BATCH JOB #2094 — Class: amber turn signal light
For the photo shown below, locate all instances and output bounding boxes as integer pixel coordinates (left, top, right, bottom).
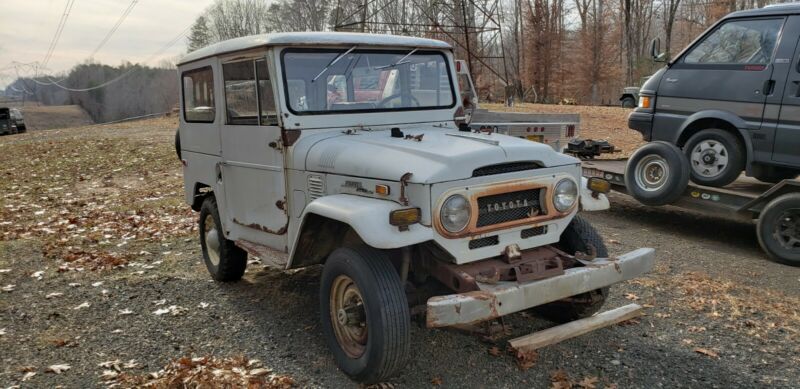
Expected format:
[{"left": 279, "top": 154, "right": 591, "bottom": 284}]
[
  {"left": 587, "top": 177, "right": 611, "bottom": 194},
  {"left": 390, "top": 208, "right": 421, "bottom": 227},
  {"left": 375, "top": 184, "right": 390, "bottom": 196},
  {"left": 639, "top": 96, "right": 651, "bottom": 109}
]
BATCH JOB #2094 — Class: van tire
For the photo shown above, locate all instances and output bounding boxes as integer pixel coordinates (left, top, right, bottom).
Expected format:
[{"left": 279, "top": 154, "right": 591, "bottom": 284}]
[
  {"left": 199, "top": 196, "right": 247, "bottom": 281},
  {"left": 684, "top": 129, "right": 744, "bottom": 187},
  {"left": 532, "top": 216, "right": 609, "bottom": 323},
  {"left": 757, "top": 193, "right": 800, "bottom": 266},
  {"left": 625, "top": 141, "right": 690, "bottom": 206},
  {"left": 174, "top": 129, "right": 182, "bottom": 160},
  {"left": 320, "top": 246, "right": 410, "bottom": 384}
]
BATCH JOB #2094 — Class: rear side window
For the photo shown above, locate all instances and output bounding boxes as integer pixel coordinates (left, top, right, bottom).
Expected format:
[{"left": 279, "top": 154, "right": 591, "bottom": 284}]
[
  {"left": 182, "top": 67, "right": 215, "bottom": 123},
  {"left": 684, "top": 18, "right": 784, "bottom": 65}
]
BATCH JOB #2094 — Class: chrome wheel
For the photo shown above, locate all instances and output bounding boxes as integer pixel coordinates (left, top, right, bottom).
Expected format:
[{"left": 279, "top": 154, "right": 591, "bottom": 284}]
[
  {"left": 329, "top": 275, "right": 368, "bottom": 359},
  {"left": 774, "top": 209, "right": 800, "bottom": 252},
  {"left": 634, "top": 154, "right": 670, "bottom": 192},
  {"left": 204, "top": 214, "right": 221, "bottom": 266},
  {"left": 690, "top": 140, "right": 729, "bottom": 178}
]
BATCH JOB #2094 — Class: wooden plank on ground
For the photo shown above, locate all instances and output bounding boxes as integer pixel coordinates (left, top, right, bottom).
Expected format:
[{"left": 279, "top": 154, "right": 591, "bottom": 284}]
[{"left": 509, "top": 304, "right": 643, "bottom": 351}]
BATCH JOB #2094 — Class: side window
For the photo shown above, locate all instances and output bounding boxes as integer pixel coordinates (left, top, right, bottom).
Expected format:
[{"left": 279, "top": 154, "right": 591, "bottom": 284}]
[
  {"left": 256, "top": 60, "right": 278, "bottom": 126},
  {"left": 182, "top": 67, "right": 215, "bottom": 123},
  {"left": 223, "top": 61, "right": 258, "bottom": 125},
  {"left": 684, "top": 18, "right": 784, "bottom": 65}
]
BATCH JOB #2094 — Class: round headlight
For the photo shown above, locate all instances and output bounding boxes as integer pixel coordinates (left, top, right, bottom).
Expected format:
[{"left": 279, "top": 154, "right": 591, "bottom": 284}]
[
  {"left": 553, "top": 178, "right": 578, "bottom": 212},
  {"left": 440, "top": 194, "right": 470, "bottom": 233}
]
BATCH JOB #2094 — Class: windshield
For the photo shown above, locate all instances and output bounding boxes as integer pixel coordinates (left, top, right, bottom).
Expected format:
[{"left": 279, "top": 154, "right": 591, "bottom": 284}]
[{"left": 282, "top": 49, "right": 455, "bottom": 115}]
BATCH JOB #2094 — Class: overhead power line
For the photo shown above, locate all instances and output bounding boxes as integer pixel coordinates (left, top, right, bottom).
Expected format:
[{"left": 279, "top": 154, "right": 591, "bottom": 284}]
[
  {"left": 42, "top": 0, "right": 78, "bottom": 71},
  {"left": 89, "top": 0, "right": 140, "bottom": 59}
]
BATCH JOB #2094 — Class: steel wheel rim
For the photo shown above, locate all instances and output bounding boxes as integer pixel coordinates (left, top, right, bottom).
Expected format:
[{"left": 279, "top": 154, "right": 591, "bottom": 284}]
[
  {"left": 691, "top": 140, "right": 729, "bottom": 178},
  {"left": 204, "top": 214, "right": 221, "bottom": 266},
  {"left": 773, "top": 209, "right": 800, "bottom": 252},
  {"left": 329, "top": 275, "right": 368, "bottom": 358},
  {"left": 635, "top": 155, "right": 669, "bottom": 192}
]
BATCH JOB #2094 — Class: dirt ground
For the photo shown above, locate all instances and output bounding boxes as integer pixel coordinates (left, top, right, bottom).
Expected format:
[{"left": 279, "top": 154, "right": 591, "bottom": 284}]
[{"left": 1, "top": 110, "right": 799, "bottom": 388}]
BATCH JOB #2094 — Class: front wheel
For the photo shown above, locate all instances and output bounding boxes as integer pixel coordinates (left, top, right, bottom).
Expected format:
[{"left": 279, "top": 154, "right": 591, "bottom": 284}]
[
  {"left": 320, "top": 246, "right": 410, "bottom": 384},
  {"left": 532, "top": 215, "right": 609, "bottom": 323},
  {"left": 757, "top": 193, "right": 800, "bottom": 266},
  {"left": 684, "top": 129, "right": 745, "bottom": 187}
]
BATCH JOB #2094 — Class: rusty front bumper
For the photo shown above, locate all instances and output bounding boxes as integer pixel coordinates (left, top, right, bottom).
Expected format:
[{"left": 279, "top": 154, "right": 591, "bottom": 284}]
[{"left": 426, "top": 248, "right": 655, "bottom": 328}]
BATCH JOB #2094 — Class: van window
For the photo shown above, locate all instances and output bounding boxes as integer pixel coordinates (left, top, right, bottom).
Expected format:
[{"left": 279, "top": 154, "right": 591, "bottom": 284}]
[
  {"left": 684, "top": 18, "right": 783, "bottom": 65},
  {"left": 223, "top": 61, "right": 259, "bottom": 125},
  {"left": 182, "top": 67, "right": 215, "bottom": 123}
]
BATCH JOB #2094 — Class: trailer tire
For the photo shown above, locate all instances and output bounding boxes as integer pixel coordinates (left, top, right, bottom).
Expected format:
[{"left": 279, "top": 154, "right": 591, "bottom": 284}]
[
  {"left": 199, "top": 196, "right": 247, "bottom": 281},
  {"left": 757, "top": 193, "right": 800, "bottom": 266},
  {"left": 532, "top": 215, "right": 609, "bottom": 323},
  {"left": 320, "top": 246, "right": 410, "bottom": 384},
  {"left": 625, "top": 141, "right": 690, "bottom": 206}
]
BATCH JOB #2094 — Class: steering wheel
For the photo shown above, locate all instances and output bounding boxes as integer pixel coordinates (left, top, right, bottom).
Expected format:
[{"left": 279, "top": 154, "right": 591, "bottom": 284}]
[{"left": 378, "top": 93, "right": 420, "bottom": 108}]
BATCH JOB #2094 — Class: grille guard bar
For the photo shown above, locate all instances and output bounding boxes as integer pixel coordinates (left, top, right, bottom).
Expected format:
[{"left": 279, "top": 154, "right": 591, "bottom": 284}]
[{"left": 425, "top": 248, "right": 656, "bottom": 328}]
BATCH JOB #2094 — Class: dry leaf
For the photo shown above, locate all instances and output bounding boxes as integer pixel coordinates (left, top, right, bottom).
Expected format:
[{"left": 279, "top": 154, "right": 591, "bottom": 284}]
[
  {"left": 46, "top": 364, "right": 71, "bottom": 374},
  {"left": 550, "top": 369, "right": 572, "bottom": 389},
  {"left": 624, "top": 293, "right": 639, "bottom": 301},
  {"left": 31, "top": 271, "right": 44, "bottom": 280},
  {"left": 430, "top": 377, "right": 443, "bottom": 386},
  {"left": 512, "top": 347, "right": 538, "bottom": 371},
  {"left": 21, "top": 371, "right": 36, "bottom": 381},
  {"left": 2, "top": 284, "right": 15, "bottom": 292},
  {"left": 118, "top": 308, "right": 134, "bottom": 315},
  {"left": 694, "top": 348, "right": 719, "bottom": 358},
  {"left": 0, "top": 268, "right": 11, "bottom": 273},
  {"left": 73, "top": 302, "right": 90, "bottom": 310},
  {"left": 45, "top": 292, "right": 64, "bottom": 299},
  {"left": 249, "top": 368, "right": 271, "bottom": 376},
  {"left": 0, "top": 328, "right": 6, "bottom": 336},
  {"left": 488, "top": 346, "right": 502, "bottom": 356},
  {"left": 576, "top": 376, "right": 599, "bottom": 389}
]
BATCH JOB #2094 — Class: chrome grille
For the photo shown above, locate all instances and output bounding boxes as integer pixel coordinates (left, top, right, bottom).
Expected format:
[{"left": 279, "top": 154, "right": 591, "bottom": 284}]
[
  {"left": 307, "top": 175, "right": 325, "bottom": 199},
  {"left": 472, "top": 161, "right": 541, "bottom": 177},
  {"left": 476, "top": 189, "right": 544, "bottom": 227}
]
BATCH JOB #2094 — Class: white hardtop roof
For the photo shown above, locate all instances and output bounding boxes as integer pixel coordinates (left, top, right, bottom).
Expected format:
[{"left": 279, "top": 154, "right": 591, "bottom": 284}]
[{"left": 178, "top": 32, "right": 452, "bottom": 66}]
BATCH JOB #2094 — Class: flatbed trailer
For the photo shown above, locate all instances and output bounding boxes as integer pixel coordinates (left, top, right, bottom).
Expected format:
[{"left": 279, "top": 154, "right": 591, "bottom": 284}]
[{"left": 582, "top": 159, "right": 800, "bottom": 265}]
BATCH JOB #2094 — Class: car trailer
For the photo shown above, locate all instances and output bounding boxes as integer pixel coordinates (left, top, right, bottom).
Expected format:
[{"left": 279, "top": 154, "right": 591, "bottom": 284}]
[{"left": 582, "top": 154, "right": 800, "bottom": 266}]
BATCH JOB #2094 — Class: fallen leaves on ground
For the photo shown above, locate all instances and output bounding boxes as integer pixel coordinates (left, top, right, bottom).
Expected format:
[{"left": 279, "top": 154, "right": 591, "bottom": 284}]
[
  {"left": 694, "top": 348, "right": 720, "bottom": 358},
  {"left": 46, "top": 364, "right": 71, "bottom": 374},
  {"left": 549, "top": 369, "right": 573, "bottom": 389},
  {"left": 110, "top": 355, "right": 294, "bottom": 388},
  {"left": 487, "top": 346, "right": 502, "bottom": 356},
  {"left": 511, "top": 347, "right": 538, "bottom": 371},
  {"left": 430, "top": 376, "right": 443, "bottom": 386}
]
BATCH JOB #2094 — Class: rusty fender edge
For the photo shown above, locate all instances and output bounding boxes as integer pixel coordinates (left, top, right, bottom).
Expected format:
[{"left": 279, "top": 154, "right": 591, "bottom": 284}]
[{"left": 426, "top": 248, "right": 655, "bottom": 328}]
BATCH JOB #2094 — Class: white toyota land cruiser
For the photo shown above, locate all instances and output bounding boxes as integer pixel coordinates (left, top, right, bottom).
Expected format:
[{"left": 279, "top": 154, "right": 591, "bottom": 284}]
[{"left": 176, "top": 32, "right": 655, "bottom": 383}]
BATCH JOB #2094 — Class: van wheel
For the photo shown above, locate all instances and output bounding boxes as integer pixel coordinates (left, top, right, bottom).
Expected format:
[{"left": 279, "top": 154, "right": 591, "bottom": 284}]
[
  {"left": 757, "top": 193, "right": 800, "bottom": 266},
  {"left": 532, "top": 216, "right": 609, "bottom": 323},
  {"left": 625, "top": 141, "right": 690, "bottom": 206},
  {"left": 320, "top": 246, "right": 410, "bottom": 384},
  {"left": 174, "top": 129, "right": 182, "bottom": 160},
  {"left": 684, "top": 129, "right": 744, "bottom": 187},
  {"left": 621, "top": 97, "right": 636, "bottom": 108},
  {"left": 199, "top": 196, "right": 247, "bottom": 281}
]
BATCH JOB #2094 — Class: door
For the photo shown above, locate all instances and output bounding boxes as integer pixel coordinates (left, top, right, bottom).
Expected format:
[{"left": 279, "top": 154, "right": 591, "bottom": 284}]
[
  {"left": 653, "top": 17, "right": 786, "bottom": 142},
  {"left": 773, "top": 16, "right": 800, "bottom": 166},
  {"left": 219, "top": 58, "right": 287, "bottom": 248}
]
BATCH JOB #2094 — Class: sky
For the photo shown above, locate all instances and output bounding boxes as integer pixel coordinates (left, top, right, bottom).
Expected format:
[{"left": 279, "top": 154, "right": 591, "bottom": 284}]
[{"left": 0, "top": 0, "right": 219, "bottom": 88}]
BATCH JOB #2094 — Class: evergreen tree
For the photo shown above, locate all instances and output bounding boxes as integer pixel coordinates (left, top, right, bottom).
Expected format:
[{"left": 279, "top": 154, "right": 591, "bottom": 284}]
[{"left": 187, "top": 16, "right": 212, "bottom": 52}]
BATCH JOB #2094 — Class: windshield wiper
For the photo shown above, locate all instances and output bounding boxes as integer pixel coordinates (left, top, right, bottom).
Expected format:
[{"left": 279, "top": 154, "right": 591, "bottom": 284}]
[
  {"left": 375, "top": 48, "right": 419, "bottom": 70},
  {"left": 312, "top": 45, "right": 357, "bottom": 82}
]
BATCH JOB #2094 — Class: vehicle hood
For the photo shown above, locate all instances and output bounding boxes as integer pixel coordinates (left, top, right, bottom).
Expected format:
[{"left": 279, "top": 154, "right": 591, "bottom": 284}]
[{"left": 298, "top": 128, "right": 578, "bottom": 184}]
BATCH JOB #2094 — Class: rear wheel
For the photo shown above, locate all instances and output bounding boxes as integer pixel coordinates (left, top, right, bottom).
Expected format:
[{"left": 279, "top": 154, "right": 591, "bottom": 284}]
[
  {"left": 532, "top": 215, "right": 609, "bottom": 323},
  {"left": 199, "top": 196, "right": 247, "bottom": 281},
  {"left": 757, "top": 193, "right": 800, "bottom": 266},
  {"left": 684, "top": 129, "right": 745, "bottom": 187},
  {"left": 320, "top": 246, "right": 410, "bottom": 384}
]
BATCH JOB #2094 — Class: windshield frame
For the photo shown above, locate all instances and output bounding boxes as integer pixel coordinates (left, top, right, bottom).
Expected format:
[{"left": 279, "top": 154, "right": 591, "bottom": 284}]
[{"left": 279, "top": 47, "right": 457, "bottom": 116}]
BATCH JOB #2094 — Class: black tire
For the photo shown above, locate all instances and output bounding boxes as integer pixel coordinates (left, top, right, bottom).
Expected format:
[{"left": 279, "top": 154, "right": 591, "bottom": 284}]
[
  {"left": 753, "top": 168, "right": 798, "bottom": 184},
  {"left": 174, "top": 129, "right": 182, "bottom": 161},
  {"left": 532, "top": 215, "right": 609, "bottom": 323},
  {"left": 757, "top": 193, "right": 800, "bottom": 266},
  {"left": 199, "top": 196, "right": 247, "bottom": 281},
  {"left": 17, "top": 125, "right": 26, "bottom": 133},
  {"left": 320, "top": 246, "right": 410, "bottom": 384},
  {"left": 624, "top": 141, "right": 690, "bottom": 206},
  {"left": 684, "top": 129, "right": 745, "bottom": 187},
  {"left": 621, "top": 97, "right": 636, "bottom": 108}
]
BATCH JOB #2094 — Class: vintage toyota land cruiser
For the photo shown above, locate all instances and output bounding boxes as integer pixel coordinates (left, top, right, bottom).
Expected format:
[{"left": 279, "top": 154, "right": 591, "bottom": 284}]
[{"left": 176, "top": 32, "right": 655, "bottom": 383}]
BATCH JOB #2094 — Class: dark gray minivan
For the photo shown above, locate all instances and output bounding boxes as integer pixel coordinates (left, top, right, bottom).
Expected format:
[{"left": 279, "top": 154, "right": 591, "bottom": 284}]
[{"left": 630, "top": 4, "right": 800, "bottom": 187}]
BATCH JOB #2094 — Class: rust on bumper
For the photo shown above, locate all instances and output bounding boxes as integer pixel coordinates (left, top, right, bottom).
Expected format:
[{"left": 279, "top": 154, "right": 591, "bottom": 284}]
[{"left": 425, "top": 247, "right": 655, "bottom": 328}]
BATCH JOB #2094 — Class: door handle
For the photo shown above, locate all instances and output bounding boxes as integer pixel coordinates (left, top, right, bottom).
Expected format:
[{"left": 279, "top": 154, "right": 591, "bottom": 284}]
[{"left": 762, "top": 79, "right": 775, "bottom": 95}]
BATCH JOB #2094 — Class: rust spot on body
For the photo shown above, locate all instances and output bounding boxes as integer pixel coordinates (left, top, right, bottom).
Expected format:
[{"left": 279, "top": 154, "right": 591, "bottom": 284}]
[{"left": 233, "top": 218, "right": 288, "bottom": 235}]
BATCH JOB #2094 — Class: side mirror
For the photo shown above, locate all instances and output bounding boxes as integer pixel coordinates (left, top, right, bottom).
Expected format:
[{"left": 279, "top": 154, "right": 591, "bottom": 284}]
[{"left": 650, "top": 38, "right": 666, "bottom": 63}]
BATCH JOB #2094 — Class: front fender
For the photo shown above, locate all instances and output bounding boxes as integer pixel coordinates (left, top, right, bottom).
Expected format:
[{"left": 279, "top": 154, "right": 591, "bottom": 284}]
[{"left": 288, "top": 194, "right": 433, "bottom": 265}]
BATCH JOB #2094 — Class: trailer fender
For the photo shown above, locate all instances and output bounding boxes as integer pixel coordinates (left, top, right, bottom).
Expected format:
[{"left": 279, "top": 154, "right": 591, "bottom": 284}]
[
  {"left": 579, "top": 177, "right": 610, "bottom": 211},
  {"left": 739, "top": 180, "right": 800, "bottom": 214}
]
